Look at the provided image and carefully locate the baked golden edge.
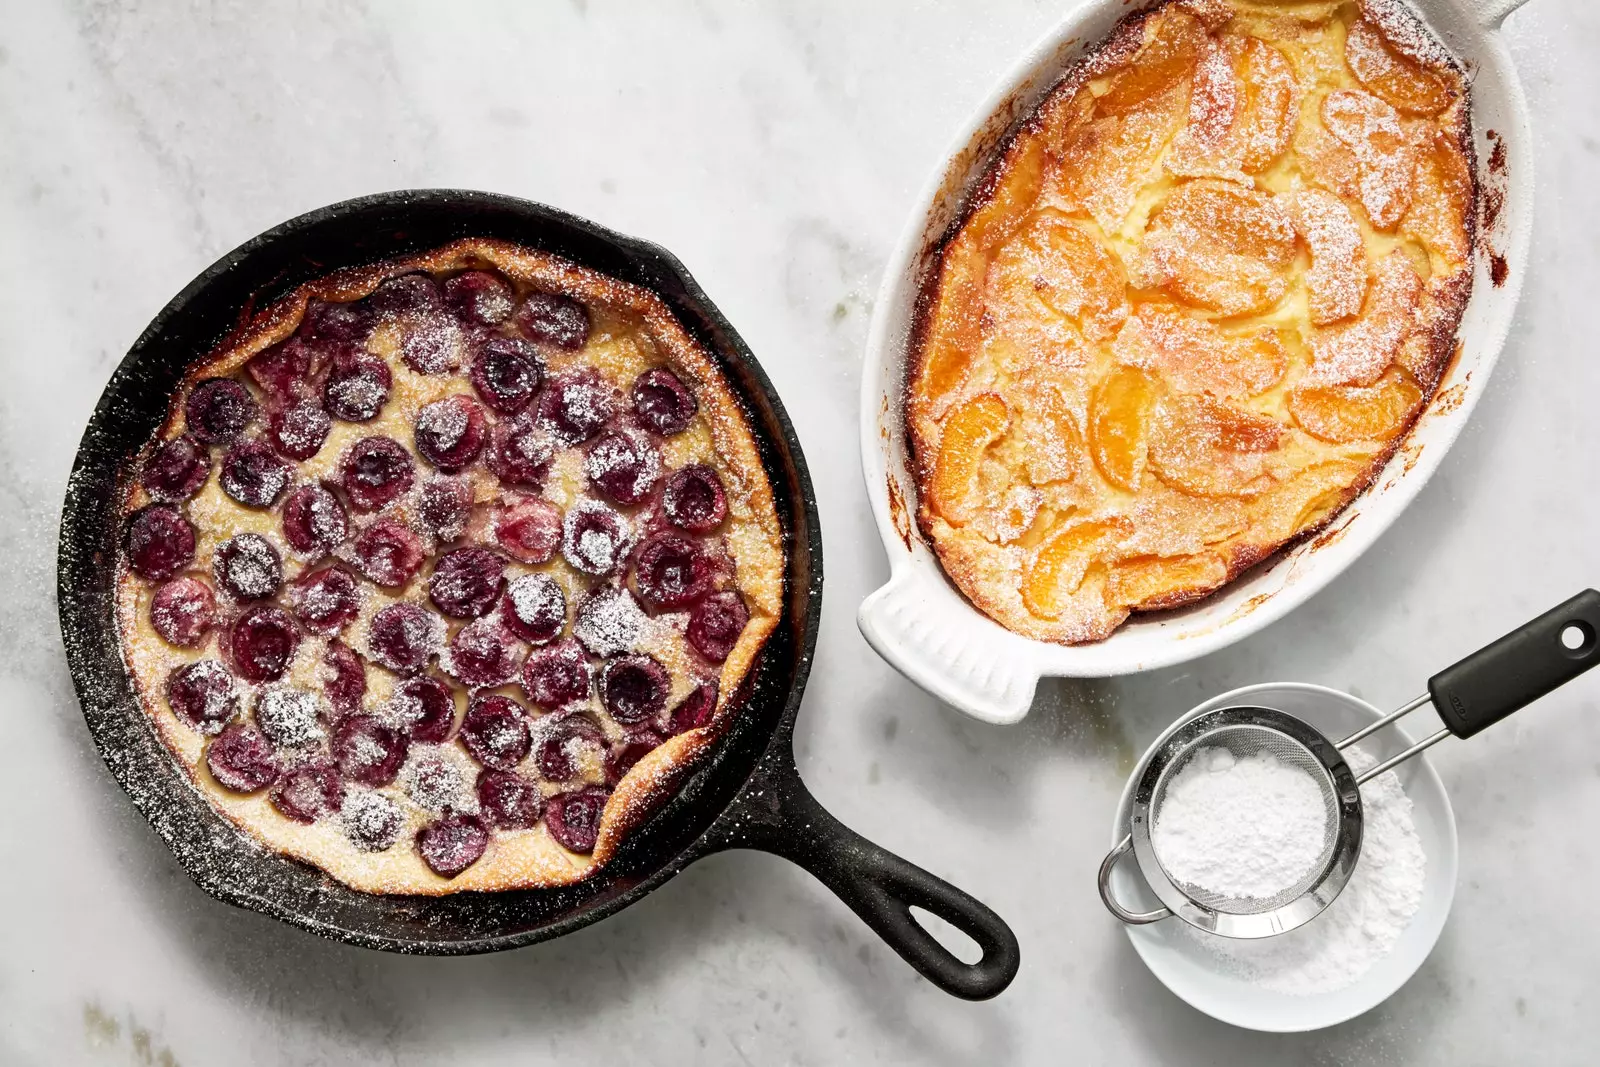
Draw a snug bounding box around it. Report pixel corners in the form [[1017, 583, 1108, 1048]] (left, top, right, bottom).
[[112, 237, 785, 893]]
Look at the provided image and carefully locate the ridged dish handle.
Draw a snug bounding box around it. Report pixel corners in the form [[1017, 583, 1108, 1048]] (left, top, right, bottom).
[[1471, 0, 1535, 27], [858, 569, 1039, 724]]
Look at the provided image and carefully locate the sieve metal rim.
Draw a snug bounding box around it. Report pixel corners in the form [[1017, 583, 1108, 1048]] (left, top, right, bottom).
[[1126, 705, 1365, 939]]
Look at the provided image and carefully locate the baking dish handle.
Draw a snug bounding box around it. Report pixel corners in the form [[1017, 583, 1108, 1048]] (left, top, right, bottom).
[[1471, 0, 1535, 27], [858, 570, 1039, 724]]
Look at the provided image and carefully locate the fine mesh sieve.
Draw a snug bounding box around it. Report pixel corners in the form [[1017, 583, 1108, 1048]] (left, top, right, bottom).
[[1099, 590, 1600, 939]]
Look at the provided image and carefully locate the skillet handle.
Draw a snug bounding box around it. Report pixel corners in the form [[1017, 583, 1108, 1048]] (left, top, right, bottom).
[[706, 747, 1020, 1000]]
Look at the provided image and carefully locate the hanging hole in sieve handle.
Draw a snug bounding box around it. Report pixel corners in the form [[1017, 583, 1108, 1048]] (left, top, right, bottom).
[[1098, 834, 1172, 925]]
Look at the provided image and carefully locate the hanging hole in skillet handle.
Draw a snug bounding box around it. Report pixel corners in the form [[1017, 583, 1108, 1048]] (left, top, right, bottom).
[[858, 569, 1039, 724], [1428, 589, 1600, 741], [1097, 834, 1172, 926]]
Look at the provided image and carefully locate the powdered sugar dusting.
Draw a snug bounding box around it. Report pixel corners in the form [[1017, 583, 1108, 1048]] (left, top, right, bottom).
[[1284, 188, 1368, 326]]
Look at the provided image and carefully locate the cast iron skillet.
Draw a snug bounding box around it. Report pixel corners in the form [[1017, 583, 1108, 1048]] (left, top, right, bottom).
[[57, 190, 1021, 1000]]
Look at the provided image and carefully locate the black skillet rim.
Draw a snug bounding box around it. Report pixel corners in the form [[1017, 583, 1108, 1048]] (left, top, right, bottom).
[[57, 189, 823, 954]]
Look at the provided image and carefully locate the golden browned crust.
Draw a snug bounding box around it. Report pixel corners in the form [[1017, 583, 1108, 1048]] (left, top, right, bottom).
[[115, 238, 783, 894], [905, 0, 1475, 644]]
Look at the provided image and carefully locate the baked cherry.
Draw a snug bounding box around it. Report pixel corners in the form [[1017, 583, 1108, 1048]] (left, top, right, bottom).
[[477, 769, 543, 829], [390, 675, 456, 742], [631, 533, 710, 610], [537, 368, 612, 445], [459, 693, 532, 770], [546, 786, 608, 853], [400, 313, 467, 376], [368, 272, 442, 317], [230, 605, 300, 684], [150, 576, 216, 648], [247, 337, 315, 399], [585, 429, 661, 505], [600, 654, 670, 724], [521, 638, 592, 709], [605, 729, 667, 785], [350, 517, 426, 587], [366, 602, 443, 674], [342, 789, 404, 851], [270, 760, 343, 823], [253, 685, 326, 748], [332, 714, 409, 787], [428, 546, 505, 619], [126, 505, 196, 580], [414, 394, 488, 472], [444, 270, 514, 326], [405, 754, 468, 813], [321, 640, 367, 716], [535, 713, 604, 780], [688, 591, 749, 662], [282, 483, 348, 556], [502, 573, 566, 645], [142, 435, 211, 502], [485, 414, 553, 488], [662, 464, 728, 532], [185, 378, 257, 444], [561, 502, 629, 576], [470, 336, 543, 414], [290, 565, 360, 635], [206, 723, 281, 793], [303, 299, 374, 343], [417, 812, 490, 877], [219, 439, 290, 508], [667, 681, 718, 734], [323, 350, 393, 422], [514, 290, 590, 350], [632, 368, 697, 436], [213, 532, 283, 601], [268, 401, 331, 460], [341, 436, 414, 511], [443, 618, 520, 689], [493, 495, 562, 564], [166, 659, 239, 735], [573, 585, 647, 657], [416, 477, 473, 542]]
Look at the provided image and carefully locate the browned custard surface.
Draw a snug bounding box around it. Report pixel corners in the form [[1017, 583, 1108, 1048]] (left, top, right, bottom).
[[116, 239, 783, 894], [907, 0, 1474, 643]]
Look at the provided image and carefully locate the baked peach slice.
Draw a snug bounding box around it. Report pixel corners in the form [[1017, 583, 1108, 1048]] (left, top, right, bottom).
[[1344, 15, 1453, 116], [1148, 392, 1287, 498], [1402, 125, 1475, 267], [1134, 180, 1296, 316], [931, 393, 1010, 524], [1088, 366, 1156, 492], [1255, 457, 1372, 541], [1289, 368, 1423, 444], [1307, 249, 1422, 386], [1112, 306, 1287, 399], [1168, 34, 1297, 179], [1283, 188, 1369, 326], [1022, 517, 1129, 619], [1103, 552, 1227, 610], [1015, 382, 1089, 488], [991, 211, 1130, 342], [1093, 6, 1209, 117], [1319, 89, 1416, 230]]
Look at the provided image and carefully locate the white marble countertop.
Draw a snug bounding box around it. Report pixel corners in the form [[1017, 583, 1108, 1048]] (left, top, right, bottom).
[[3, 1, 1597, 1063]]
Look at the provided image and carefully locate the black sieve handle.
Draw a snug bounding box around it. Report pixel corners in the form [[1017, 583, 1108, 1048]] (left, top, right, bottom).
[[1429, 589, 1600, 739]]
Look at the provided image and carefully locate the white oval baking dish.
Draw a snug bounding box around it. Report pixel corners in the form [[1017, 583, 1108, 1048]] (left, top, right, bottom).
[[858, 0, 1534, 723]]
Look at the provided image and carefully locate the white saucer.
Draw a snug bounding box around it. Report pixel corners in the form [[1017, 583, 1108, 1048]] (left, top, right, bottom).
[[1106, 682, 1459, 1032]]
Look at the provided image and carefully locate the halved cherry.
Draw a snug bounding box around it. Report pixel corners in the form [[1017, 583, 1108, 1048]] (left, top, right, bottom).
[[572, 585, 645, 658], [584, 430, 661, 505], [443, 270, 514, 326], [470, 336, 543, 414], [254, 685, 326, 748], [332, 714, 409, 787], [405, 753, 468, 813], [185, 378, 257, 444], [230, 605, 299, 684], [268, 401, 331, 461], [514, 290, 590, 350], [687, 592, 748, 662], [166, 659, 239, 734], [126, 505, 196, 580], [429, 546, 505, 619], [537, 368, 612, 445], [662, 465, 727, 532], [521, 638, 592, 709], [400, 313, 468, 376], [151, 576, 216, 648], [416, 477, 472, 542], [502, 573, 566, 645], [142, 435, 211, 502], [366, 602, 443, 674], [493, 495, 562, 564], [290, 565, 360, 635], [443, 617, 520, 689], [546, 786, 608, 853], [302, 299, 374, 343], [321, 640, 367, 716], [323, 351, 393, 422], [247, 337, 316, 399], [631, 533, 710, 610], [417, 812, 490, 877], [350, 517, 426, 587], [605, 729, 667, 785], [282, 484, 348, 557], [414, 394, 488, 472], [667, 682, 718, 735], [213, 532, 283, 601], [270, 760, 343, 823], [206, 723, 280, 793], [459, 693, 532, 770], [561, 502, 629, 577], [600, 655, 670, 724], [390, 675, 456, 742], [341, 790, 404, 851], [535, 712, 603, 781], [341, 436, 414, 512], [632, 368, 696, 436], [367, 272, 442, 316], [477, 769, 543, 829], [220, 439, 290, 509], [485, 414, 554, 488]]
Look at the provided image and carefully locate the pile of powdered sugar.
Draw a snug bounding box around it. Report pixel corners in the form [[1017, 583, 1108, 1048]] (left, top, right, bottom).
[[1154, 746, 1332, 902], [1183, 745, 1428, 996]]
